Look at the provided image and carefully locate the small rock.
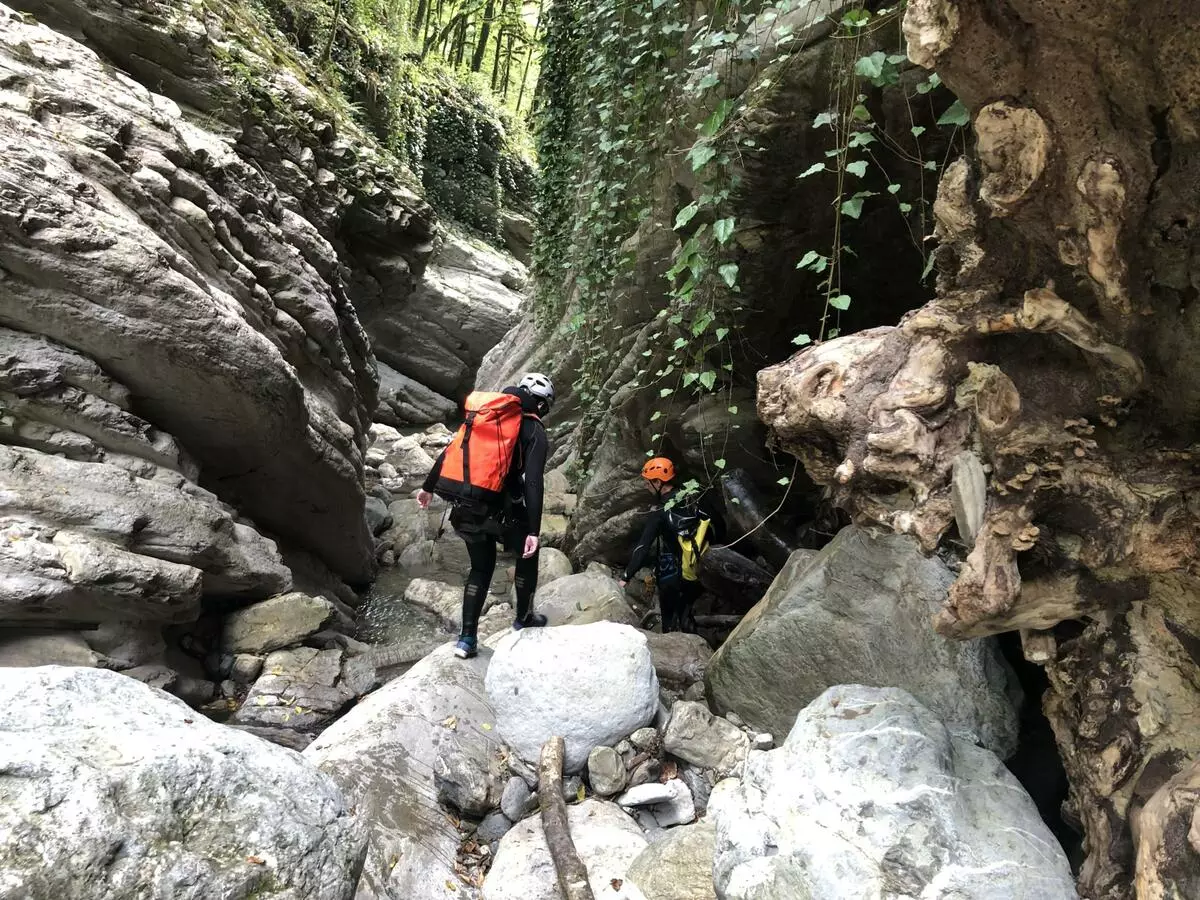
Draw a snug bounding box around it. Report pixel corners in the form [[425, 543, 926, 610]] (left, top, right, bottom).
[[563, 775, 584, 803], [679, 765, 713, 817], [222, 592, 334, 655], [219, 679, 239, 699], [683, 682, 706, 702], [501, 776, 536, 821], [724, 711, 745, 728], [617, 783, 675, 807], [617, 779, 695, 828], [630, 727, 659, 751], [476, 811, 513, 844], [752, 733, 774, 751], [508, 756, 539, 791], [165, 675, 215, 707], [627, 759, 662, 788], [615, 739, 634, 756], [588, 746, 627, 797], [380, 550, 396, 567], [230, 653, 263, 684], [662, 701, 750, 773], [365, 496, 393, 535], [378, 462, 399, 480]]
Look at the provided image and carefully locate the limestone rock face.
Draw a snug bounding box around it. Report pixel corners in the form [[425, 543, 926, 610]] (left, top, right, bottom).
[[0, 4, 379, 584], [222, 593, 335, 655], [706, 527, 1020, 758], [0, 666, 365, 900], [710, 685, 1076, 900]]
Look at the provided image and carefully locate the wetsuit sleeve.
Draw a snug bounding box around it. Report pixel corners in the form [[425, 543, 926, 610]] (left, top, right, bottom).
[[520, 420, 548, 535], [422, 446, 447, 493], [624, 510, 664, 581]]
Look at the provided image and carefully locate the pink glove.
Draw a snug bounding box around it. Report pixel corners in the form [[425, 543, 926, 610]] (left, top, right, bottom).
[[416, 490, 432, 509], [522, 535, 540, 559]]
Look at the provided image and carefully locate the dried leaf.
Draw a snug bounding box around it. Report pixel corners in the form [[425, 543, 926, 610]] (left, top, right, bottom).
[[480, 722, 493, 731], [442, 715, 458, 730], [611, 879, 624, 890], [661, 760, 679, 782], [246, 856, 265, 865]]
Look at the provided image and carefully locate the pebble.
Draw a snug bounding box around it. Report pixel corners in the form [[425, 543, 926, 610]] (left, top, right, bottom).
[[725, 711, 745, 728], [475, 811, 512, 844], [752, 733, 774, 750], [629, 727, 659, 751], [500, 776, 536, 821]]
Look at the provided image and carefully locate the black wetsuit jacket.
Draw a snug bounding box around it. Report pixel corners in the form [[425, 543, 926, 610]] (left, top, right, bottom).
[[622, 488, 725, 582], [423, 386, 549, 537]]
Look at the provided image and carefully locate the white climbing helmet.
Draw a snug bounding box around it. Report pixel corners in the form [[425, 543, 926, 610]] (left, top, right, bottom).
[[519, 372, 555, 409]]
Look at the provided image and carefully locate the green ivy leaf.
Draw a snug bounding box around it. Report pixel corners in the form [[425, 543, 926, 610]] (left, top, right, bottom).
[[650, 410, 663, 421], [718, 263, 739, 288], [682, 372, 699, 388], [853, 51, 885, 81], [840, 197, 864, 219], [812, 111, 835, 128], [659, 388, 674, 397], [887, 183, 901, 195], [841, 8, 870, 27], [937, 99, 970, 126], [829, 294, 852, 310], [851, 103, 872, 123], [673, 337, 688, 350], [713, 217, 736, 244], [689, 144, 718, 170], [692, 311, 714, 335], [797, 250, 821, 269], [846, 160, 868, 177], [848, 131, 877, 148], [697, 72, 720, 91], [727, 404, 738, 414], [792, 333, 812, 346], [699, 99, 734, 137], [911, 125, 927, 137], [674, 202, 700, 230], [777, 477, 790, 485], [713, 458, 727, 469], [715, 327, 729, 341], [699, 370, 717, 390], [799, 162, 826, 179], [899, 202, 913, 213], [916, 72, 942, 95]]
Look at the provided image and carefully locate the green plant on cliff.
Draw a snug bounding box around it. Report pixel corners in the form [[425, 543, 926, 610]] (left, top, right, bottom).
[[792, 1, 967, 345]]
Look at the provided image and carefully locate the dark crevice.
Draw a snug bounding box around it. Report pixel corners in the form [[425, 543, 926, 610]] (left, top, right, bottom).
[[1150, 105, 1173, 180], [996, 630, 1085, 873]]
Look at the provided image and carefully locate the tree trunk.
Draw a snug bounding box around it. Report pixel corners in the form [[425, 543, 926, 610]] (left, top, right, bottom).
[[514, 0, 543, 116], [452, 15, 468, 68], [471, 0, 495, 72], [410, 0, 428, 41], [755, 2, 1200, 897], [320, 0, 343, 64], [489, 0, 507, 91], [501, 30, 515, 98], [537, 736, 594, 900]]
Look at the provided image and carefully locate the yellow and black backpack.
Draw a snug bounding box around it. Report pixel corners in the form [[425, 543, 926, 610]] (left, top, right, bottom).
[[666, 506, 713, 582]]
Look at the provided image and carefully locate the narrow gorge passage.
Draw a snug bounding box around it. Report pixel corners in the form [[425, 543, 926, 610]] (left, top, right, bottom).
[[1, 0, 1198, 899]]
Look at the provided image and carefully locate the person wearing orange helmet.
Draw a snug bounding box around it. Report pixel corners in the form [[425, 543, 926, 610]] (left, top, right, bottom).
[[618, 456, 723, 633]]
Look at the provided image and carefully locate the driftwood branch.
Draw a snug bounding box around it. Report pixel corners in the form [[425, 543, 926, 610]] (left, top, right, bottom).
[[537, 736, 594, 900]]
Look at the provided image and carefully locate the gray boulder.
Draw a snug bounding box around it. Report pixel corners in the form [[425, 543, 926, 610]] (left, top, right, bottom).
[[305, 643, 499, 899], [662, 701, 749, 775], [643, 631, 713, 697], [483, 799, 649, 900], [0, 666, 364, 899], [486, 624, 660, 773], [627, 822, 717, 900], [232, 646, 357, 732], [222, 592, 334, 654], [616, 779, 696, 828], [709, 685, 1077, 900], [365, 496, 393, 535], [0, 631, 100, 667], [706, 527, 1020, 757], [527, 571, 639, 627]]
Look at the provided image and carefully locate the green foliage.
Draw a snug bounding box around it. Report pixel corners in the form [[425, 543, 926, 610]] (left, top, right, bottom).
[[792, 0, 969, 344], [250, 0, 539, 235]]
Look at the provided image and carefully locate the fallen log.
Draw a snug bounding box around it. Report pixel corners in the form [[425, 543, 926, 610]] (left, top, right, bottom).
[[538, 735, 594, 900]]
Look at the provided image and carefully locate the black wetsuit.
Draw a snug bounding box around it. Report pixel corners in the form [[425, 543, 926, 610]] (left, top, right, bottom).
[[623, 489, 724, 633], [423, 386, 549, 640]]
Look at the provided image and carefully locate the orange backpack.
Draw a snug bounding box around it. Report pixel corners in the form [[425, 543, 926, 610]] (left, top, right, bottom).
[[432, 391, 530, 507]]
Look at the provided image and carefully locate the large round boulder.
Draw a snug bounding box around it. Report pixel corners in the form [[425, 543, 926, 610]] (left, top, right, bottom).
[[485, 624, 659, 772]]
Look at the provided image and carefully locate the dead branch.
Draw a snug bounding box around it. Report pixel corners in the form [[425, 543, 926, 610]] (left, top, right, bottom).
[[537, 735, 594, 900]]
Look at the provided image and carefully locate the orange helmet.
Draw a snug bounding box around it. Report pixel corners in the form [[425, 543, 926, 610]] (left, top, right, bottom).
[[641, 457, 676, 483]]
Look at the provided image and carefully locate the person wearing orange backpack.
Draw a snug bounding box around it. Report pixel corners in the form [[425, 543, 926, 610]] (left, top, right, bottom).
[[417, 373, 554, 659], [618, 457, 724, 634]]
